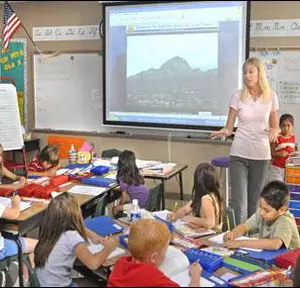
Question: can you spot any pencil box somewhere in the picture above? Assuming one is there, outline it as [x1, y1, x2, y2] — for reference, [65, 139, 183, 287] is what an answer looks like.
[50, 175, 69, 187]
[275, 248, 300, 269]
[183, 248, 223, 273]
[33, 184, 55, 199]
[90, 165, 110, 176]
[232, 248, 287, 268]
[18, 184, 40, 197]
[0, 188, 14, 197]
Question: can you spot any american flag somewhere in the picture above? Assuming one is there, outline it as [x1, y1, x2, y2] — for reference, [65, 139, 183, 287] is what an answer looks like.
[2, 1, 21, 51]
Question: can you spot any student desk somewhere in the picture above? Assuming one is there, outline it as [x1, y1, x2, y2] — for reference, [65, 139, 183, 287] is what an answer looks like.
[143, 164, 188, 210]
[0, 184, 117, 288]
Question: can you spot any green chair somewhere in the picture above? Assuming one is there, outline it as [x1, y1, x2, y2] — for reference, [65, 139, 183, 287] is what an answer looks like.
[146, 183, 163, 212]
[223, 207, 236, 232]
[23, 255, 40, 287]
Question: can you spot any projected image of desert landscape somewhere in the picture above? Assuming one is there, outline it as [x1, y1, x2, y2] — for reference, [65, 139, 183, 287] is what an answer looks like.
[126, 33, 220, 115]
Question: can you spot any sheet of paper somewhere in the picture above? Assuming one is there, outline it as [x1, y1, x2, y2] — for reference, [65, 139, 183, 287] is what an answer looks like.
[152, 210, 172, 220]
[104, 172, 117, 180]
[159, 245, 190, 278]
[0, 197, 31, 212]
[51, 192, 62, 198]
[56, 168, 70, 176]
[68, 185, 107, 196]
[209, 233, 262, 252]
[87, 242, 125, 259]
[171, 270, 215, 287]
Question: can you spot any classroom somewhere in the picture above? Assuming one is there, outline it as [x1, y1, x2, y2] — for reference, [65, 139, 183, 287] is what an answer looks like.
[1, 0, 300, 287]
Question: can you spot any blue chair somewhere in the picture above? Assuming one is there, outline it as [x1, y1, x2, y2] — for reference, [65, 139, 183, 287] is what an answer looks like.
[211, 156, 230, 207]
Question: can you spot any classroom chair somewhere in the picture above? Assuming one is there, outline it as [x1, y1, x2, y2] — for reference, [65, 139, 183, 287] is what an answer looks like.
[146, 183, 164, 212]
[114, 183, 164, 219]
[211, 156, 230, 207]
[222, 207, 237, 232]
[101, 149, 122, 158]
[92, 193, 109, 217]
[22, 255, 40, 287]
[3, 146, 27, 176]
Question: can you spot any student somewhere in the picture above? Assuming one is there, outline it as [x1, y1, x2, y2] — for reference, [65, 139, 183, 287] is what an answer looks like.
[35, 193, 117, 287]
[27, 144, 60, 177]
[0, 193, 37, 284]
[0, 143, 26, 190]
[167, 163, 224, 232]
[107, 218, 202, 287]
[223, 181, 300, 250]
[113, 150, 149, 215]
[269, 113, 296, 182]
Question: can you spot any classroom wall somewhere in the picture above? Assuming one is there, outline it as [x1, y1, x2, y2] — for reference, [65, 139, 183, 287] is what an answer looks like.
[4, 1, 300, 197]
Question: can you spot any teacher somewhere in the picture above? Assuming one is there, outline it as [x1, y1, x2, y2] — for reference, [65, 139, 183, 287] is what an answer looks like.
[211, 57, 280, 225]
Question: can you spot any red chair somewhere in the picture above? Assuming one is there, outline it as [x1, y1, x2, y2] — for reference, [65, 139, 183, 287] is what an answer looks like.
[4, 146, 27, 174]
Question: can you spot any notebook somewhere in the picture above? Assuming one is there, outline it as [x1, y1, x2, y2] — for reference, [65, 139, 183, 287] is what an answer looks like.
[84, 215, 124, 237]
[0, 196, 32, 212]
[87, 241, 126, 259]
[68, 185, 107, 196]
[152, 210, 216, 238]
[209, 233, 262, 252]
[159, 245, 215, 287]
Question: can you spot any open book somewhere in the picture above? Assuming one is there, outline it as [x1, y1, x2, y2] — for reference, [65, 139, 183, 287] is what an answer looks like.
[209, 232, 262, 252]
[159, 245, 215, 287]
[152, 210, 216, 238]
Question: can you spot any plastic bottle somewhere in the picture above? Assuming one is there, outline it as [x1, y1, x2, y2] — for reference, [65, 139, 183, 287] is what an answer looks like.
[130, 199, 141, 222]
[68, 144, 77, 164]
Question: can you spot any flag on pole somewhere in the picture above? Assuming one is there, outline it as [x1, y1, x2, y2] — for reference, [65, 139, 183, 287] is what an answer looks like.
[2, 1, 21, 51]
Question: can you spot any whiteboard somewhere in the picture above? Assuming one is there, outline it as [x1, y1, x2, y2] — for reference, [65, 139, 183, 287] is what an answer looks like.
[0, 84, 24, 150]
[34, 53, 103, 132]
[250, 50, 300, 140]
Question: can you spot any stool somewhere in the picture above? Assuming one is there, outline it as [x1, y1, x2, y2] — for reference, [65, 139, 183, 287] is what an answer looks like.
[211, 156, 230, 207]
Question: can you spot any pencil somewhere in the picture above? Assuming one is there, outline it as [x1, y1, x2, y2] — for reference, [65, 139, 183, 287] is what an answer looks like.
[173, 202, 178, 213]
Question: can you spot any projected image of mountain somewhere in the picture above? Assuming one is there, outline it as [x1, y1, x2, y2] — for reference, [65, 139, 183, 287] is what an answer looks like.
[127, 56, 220, 114]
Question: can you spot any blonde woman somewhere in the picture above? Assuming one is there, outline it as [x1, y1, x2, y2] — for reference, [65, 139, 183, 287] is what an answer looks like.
[211, 57, 280, 225]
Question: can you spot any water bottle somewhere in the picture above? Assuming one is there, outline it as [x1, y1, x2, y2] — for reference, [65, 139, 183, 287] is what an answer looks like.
[130, 199, 141, 222]
[68, 144, 77, 164]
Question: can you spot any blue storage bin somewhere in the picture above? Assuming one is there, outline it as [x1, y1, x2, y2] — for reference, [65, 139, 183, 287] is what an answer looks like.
[183, 248, 223, 273]
[290, 208, 300, 217]
[290, 201, 300, 209]
[90, 165, 110, 175]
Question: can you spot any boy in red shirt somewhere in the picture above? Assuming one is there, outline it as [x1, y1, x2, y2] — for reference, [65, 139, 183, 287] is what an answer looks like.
[108, 218, 202, 287]
[27, 145, 60, 177]
[269, 114, 296, 181]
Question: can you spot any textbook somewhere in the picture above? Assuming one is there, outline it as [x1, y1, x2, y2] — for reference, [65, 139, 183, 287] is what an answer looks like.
[159, 245, 216, 287]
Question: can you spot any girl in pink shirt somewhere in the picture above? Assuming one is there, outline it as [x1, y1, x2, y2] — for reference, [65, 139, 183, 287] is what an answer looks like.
[211, 57, 280, 225]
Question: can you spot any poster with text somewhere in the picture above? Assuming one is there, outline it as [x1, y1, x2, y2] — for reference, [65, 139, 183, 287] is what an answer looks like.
[0, 39, 27, 129]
